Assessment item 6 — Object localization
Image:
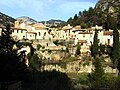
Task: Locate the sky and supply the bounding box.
[0,0,98,21]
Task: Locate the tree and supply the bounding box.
[88,57,105,89]
[67,17,73,25]
[117,9,120,29]
[0,24,28,82]
[91,30,99,57]
[75,43,81,56]
[37,44,42,50]
[99,43,105,55]
[112,25,120,68]
[27,53,41,71]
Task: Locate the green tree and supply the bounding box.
[99,43,105,55]
[88,57,105,89]
[117,9,120,29]
[27,53,42,71]
[0,24,28,82]
[67,17,73,25]
[112,25,120,68]
[91,30,99,57]
[75,43,81,55]
[37,44,42,50]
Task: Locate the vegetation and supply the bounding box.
[0,24,28,82]
[27,52,42,71]
[0,12,15,26]
[91,30,99,57]
[88,56,105,89]
[37,44,42,50]
[112,25,120,68]
[75,43,81,56]
[53,40,59,45]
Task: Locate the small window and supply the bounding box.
[108,39,110,45]
[98,39,100,43]
[17,30,19,33]
[44,32,46,36]
[69,29,70,33]
[30,35,32,37]
[21,30,23,33]
[39,32,41,36]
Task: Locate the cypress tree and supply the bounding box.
[91,30,99,57]
[112,25,120,68]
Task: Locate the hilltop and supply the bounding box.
[16,16,37,24]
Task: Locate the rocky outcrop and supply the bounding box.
[95,0,120,15]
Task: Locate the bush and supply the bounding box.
[37,44,42,50]
[78,73,89,85]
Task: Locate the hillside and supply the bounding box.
[16,16,37,24]
[0,12,15,26]
[41,19,66,25]
[95,0,120,13]
[67,0,120,29]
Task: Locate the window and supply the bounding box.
[44,32,46,36]
[98,39,100,43]
[108,39,110,45]
[39,32,41,36]
[21,30,23,33]
[17,30,19,33]
[30,35,32,37]
[69,29,70,33]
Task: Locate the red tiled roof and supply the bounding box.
[11,27,27,31]
[0,26,27,31]
[78,40,87,43]
[103,31,113,35]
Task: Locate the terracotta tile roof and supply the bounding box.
[11,27,27,31]
[62,24,72,30]
[103,31,113,35]
[74,25,81,30]
[0,26,27,31]
[78,40,87,43]
[33,23,45,27]
[35,27,47,30]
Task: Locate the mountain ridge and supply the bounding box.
[0,11,15,26]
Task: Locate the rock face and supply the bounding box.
[95,0,120,15]
[16,16,37,24]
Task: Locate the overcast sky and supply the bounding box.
[0,0,98,21]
